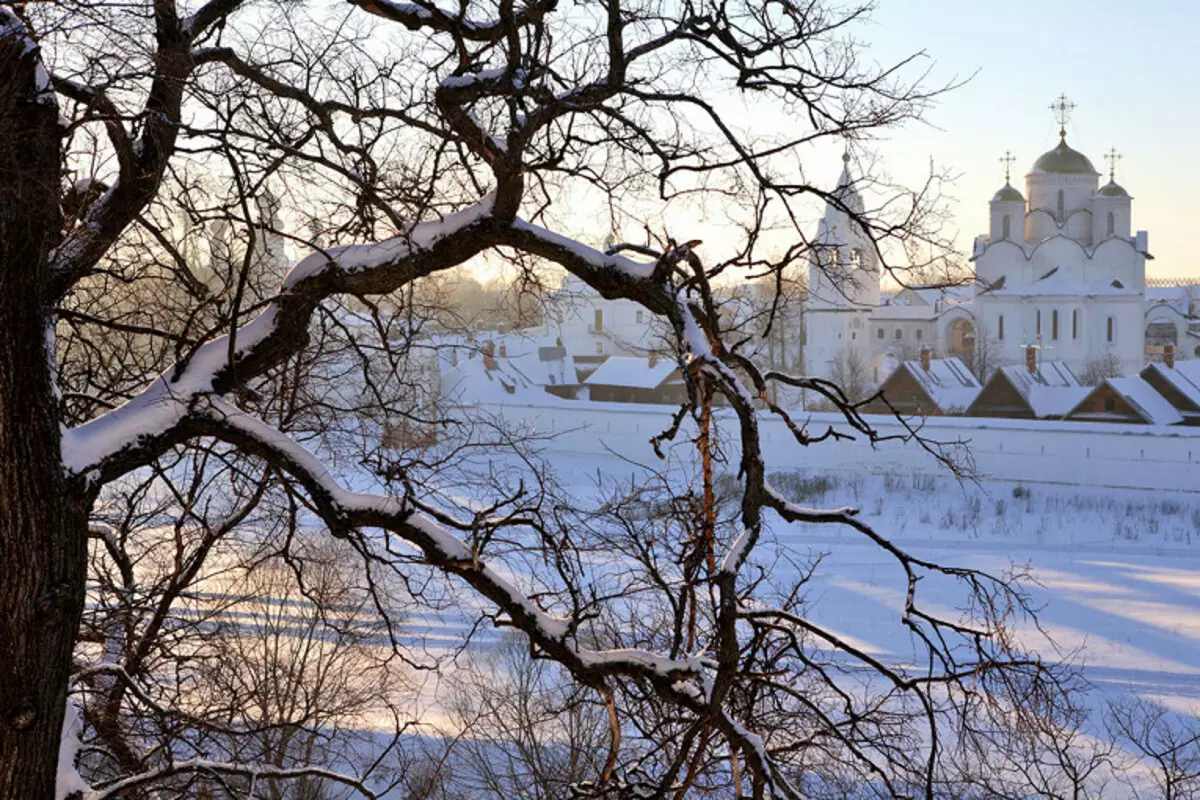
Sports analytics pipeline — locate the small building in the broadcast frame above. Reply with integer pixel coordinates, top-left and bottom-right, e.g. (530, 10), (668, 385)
(967, 349), (1088, 419)
(1139, 345), (1200, 425)
(1064, 376), (1183, 425)
(864, 351), (981, 416)
(583, 356), (686, 404)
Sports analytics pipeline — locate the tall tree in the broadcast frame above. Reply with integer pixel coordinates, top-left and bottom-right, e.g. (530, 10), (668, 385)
(1, 1), (1064, 797)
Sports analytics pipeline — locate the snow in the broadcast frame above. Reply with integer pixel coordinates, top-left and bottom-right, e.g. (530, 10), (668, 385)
(56, 701), (89, 800)
(901, 357), (981, 412)
(1096, 376), (1185, 425)
(1144, 361), (1200, 410)
(869, 304), (938, 320)
(440, 67), (506, 89)
(282, 193), (496, 289)
(986, 265), (1140, 297)
(509, 219), (657, 280)
(584, 356), (677, 389)
(993, 361), (1088, 418)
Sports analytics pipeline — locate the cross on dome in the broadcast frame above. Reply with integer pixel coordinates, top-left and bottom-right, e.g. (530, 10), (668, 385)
(1104, 147), (1122, 181)
(999, 150), (1016, 183)
(1049, 93), (1076, 139)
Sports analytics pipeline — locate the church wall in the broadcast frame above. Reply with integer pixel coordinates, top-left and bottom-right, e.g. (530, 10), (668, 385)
(1025, 173), (1099, 240)
(990, 201), (1025, 243)
(1092, 198), (1132, 242)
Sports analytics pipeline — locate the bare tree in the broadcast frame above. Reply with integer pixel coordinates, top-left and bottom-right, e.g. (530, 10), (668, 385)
(1, 1), (1078, 798)
(1080, 352), (1123, 385)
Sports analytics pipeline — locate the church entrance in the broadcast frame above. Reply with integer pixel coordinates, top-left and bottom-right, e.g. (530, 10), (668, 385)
(946, 317), (976, 360)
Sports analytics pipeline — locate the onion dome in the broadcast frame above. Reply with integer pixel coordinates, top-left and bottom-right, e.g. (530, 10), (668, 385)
(1031, 136), (1099, 175)
(1096, 181), (1130, 198)
(992, 182), (1025, 203)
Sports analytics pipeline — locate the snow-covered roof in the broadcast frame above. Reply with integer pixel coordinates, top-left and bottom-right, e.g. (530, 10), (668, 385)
(1071, 377), (1184, 426)
(871, 304), (939, 321)
(993, 361), (1086, 418)
(584, 356), (678, 389)
(986, 267), (1139, 297)
(900, 357), (981, 412)
(439, 332), (577, 403)
(1145, 284), (1200, 317)
(892, 284), (976, 308)
(1143, 361), (1200, 410)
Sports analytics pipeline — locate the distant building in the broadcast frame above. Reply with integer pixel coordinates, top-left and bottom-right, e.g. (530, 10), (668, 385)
(1139, 346), (1200, 425)
(546, 274), (663, 360)
(583, 356), (686, 404)
(864, 351), (981, 416)
(804, 97), (1199, 390)
(967, 351), (1087, 419)
(1064, 376), (1183, 425)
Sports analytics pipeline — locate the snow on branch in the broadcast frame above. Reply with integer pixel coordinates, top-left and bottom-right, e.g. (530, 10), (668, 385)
(83, 759), (378, 800)
(194, 398), (708, 684)
(62, 194), (499, 478)
(281, 192), (496, 289)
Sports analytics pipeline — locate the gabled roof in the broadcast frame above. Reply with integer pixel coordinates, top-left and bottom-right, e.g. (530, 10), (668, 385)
(584, 357), (678, 389)
(899, 357), (981, 412)
(990, 361), (1088, 418)
(1141, 361), (1200, 411)
(1068, 377), (1184, 426)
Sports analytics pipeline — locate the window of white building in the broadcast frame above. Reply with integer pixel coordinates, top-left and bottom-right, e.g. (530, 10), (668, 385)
(876, 328), (884, 339)
(1107, 211), (1115, 238)
(1107, 316), (1115, 343)
(1002, 215), (1011, 240)
(998, 315), (1004, 340)
(1052, 309), (1059, 340)
(1072, 309), (1078, 339)
(1036, 310), (1042, 337)
(894, 329), (902, 340)
(916, 329), (923, 341)
(1057, 189), (1065, 219)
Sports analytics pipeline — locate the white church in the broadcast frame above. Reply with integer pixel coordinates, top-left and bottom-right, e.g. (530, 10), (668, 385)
(805, 98), (1199, 387)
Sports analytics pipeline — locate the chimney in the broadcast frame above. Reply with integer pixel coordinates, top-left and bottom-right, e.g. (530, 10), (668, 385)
(919, 346), (931, 373)
(1025, 345), (1037, 374)
(1165, 343), (1176, 369)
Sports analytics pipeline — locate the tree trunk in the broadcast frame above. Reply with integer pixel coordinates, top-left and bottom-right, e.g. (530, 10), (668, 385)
(0, 23), (88, 799)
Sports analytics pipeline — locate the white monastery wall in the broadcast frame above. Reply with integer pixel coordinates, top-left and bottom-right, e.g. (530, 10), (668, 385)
(478, 399), (1200, 493)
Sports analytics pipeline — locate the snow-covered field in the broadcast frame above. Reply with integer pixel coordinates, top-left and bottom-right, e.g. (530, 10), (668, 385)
(539, 455), (1200, 714)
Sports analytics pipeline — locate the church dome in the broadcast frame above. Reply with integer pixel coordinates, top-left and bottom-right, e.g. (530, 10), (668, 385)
(1096, 181), (1130, 198)
(1031, 137), (1099, 175)
(992, 182), (1024, 203)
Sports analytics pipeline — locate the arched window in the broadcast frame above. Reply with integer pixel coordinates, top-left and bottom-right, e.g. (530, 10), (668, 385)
(1107, 211), (1115, 237)
(1072, 309), (1078, 339)
(1002, 215), (1011, 240)
(1057, 189), (1065, 219)
(1052, 309), (1059, 340)
(998, 315), (1005, 340)
(1107, 316), (1115, 343)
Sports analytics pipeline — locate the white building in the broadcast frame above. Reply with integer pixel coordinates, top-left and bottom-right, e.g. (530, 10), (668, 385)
(971, 131), (1150, 379)
(805, 107), (1199, 389)
(545, 274), (664, 362)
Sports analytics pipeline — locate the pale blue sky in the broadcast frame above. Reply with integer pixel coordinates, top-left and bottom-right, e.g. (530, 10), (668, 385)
(858, 0), (1199, 278)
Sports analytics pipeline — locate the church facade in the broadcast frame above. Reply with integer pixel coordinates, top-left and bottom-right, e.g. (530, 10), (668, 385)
(805, 106), (1195, 390)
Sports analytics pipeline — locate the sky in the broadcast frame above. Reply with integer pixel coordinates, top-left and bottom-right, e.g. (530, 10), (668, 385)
(857, 0), (1200, 280)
